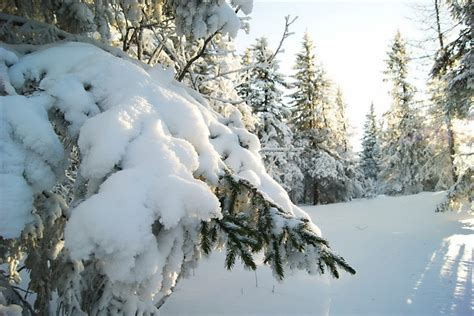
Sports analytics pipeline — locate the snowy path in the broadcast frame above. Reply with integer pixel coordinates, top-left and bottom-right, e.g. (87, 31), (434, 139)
(161, 192), (473, 315)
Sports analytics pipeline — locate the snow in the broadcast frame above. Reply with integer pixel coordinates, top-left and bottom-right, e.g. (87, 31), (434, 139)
(161, 192), (473, 315)
(0, 95), (64, 238)
(232, 0), (254, 15)
(172, 0), (247, 39)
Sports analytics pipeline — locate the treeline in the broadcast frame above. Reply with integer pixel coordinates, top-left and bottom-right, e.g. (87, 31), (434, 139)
(234, 2), (472, 205)
(237, 33), (363, 204)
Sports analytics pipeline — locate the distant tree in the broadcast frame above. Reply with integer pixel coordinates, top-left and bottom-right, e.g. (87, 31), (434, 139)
(334, 88), (350, 154)
(378, 31), (431, 195)
(289, 33), (362, 204)
(360, 103), (380, 183)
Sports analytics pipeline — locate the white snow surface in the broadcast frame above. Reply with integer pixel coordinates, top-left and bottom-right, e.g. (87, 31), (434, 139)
(1, 42), (309, 304)
(162, 192), (474, 315)
(0, 95), (64, 238)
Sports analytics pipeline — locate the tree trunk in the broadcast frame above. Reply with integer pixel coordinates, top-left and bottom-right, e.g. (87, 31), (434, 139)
(445, 115), (458, 182)
(434, 0), (444, 49)
(313, 181), (320, 205)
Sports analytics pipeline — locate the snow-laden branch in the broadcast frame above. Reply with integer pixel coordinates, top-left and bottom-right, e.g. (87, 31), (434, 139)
(0, 42), (354, 314)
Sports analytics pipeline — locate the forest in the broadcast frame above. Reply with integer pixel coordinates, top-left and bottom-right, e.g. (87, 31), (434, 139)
(0, 0), (472, 315)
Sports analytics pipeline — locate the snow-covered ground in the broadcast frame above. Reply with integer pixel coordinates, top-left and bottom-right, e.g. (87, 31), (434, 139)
(161, 192), (473, 315)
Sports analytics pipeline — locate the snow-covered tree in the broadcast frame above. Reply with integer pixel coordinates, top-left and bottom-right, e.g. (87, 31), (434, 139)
(235, 48), (253, 102)
(431, 0), (473, 118)
(333, 88), (350, 155)
(360, 103), (380, 183)
(0, 0), (253, 42)
(378, 31), (431, 195)
(0, 2), (356, 315)
(290, 32), (331, 134)
(423, 78), (458, 190)
(422, 0), (473, 211)
(289, 33), (361, 204)
(246, 37), (288, 112)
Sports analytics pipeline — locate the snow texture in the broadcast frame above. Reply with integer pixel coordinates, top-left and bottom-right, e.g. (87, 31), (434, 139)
(0, 95), (64, 238)
(171, 0), (246, 39)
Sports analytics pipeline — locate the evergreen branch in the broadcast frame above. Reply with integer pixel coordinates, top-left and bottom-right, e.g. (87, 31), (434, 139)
(213, 170), (356, 279)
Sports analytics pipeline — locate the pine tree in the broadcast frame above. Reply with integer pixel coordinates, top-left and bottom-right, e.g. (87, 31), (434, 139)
(378, 31), (431, 195)
(360, 103), (380, 182)
(290, 32), (332, 134)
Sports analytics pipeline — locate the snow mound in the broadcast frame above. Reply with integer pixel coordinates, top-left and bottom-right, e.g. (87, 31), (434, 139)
(1, 42), (318, 309)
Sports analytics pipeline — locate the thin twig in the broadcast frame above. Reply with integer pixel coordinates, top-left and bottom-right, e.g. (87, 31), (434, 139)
(176, 26), (224, 82)
(269, 15), (298, 63)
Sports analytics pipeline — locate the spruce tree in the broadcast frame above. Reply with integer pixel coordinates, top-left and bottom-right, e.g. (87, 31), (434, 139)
(334, 88), (350, 155)
(245, 37), (288, 122)
(360, 103), (380, 182)
(378, 31), (431, 195)
(236, 48), (253, 103)
(290, 32), (333, 135)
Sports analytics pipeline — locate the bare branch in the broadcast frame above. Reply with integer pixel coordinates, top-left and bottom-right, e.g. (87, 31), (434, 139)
(269, 15), (298, 63)
(198, 64), (260, 83)
(176, 27), (223, 82)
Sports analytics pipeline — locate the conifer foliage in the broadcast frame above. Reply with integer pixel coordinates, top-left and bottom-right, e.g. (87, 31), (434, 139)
(427, 0), (473, 211)
(289, 33), (363, 204)
(360, 103), (380, 183)
(237, 37), (303, 196)
(378, 31), (430, 195)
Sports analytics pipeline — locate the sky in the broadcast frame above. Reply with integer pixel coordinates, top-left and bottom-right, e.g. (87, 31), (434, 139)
(234, 0), (432, 152)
